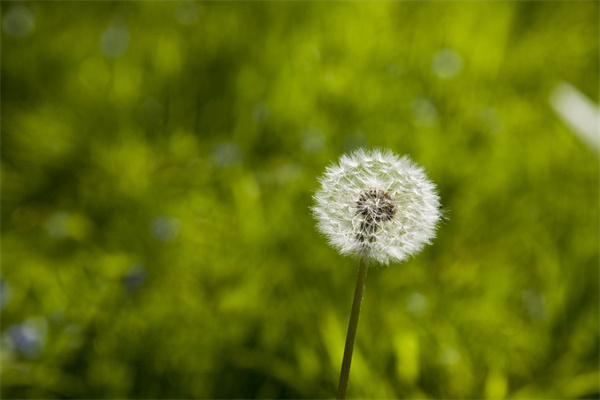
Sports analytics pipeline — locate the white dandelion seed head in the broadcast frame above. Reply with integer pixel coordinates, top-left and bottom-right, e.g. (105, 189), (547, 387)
(312, 148), (441, 265)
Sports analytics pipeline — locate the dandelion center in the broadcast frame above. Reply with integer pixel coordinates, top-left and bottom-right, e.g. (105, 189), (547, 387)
(356, 189), (396, 244)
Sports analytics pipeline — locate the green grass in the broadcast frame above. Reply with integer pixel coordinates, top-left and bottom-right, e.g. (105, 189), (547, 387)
(1, 1), (598, 398)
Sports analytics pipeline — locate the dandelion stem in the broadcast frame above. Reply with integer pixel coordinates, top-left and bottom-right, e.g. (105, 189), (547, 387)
(337, 255), (369, 400)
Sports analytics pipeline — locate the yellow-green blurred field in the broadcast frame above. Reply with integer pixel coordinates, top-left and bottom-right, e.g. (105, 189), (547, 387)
(1, 1), (598, 399)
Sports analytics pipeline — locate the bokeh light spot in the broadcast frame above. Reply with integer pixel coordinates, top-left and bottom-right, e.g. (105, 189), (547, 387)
(252, 102), (270, 123)
(440, 347), (460, 365)
(301, 127), (326, 154)
(212, 142), (243, 168)
(151, 216), (180, 242)
(175, 2), (199, 25)
(100, 25), (130, 58)
(411, 98), (439, 127)
(406, 292), (428, 316)
(45, 212), (70, 239)
(2, 5), (35, 38)
(0, 278), (11, 310)
(432, 49), (463, 79)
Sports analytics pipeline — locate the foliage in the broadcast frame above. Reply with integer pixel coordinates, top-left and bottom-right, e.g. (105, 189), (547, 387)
(1, 1), (598, 398)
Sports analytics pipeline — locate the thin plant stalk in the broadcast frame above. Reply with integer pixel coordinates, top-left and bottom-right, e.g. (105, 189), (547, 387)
(336, 255), (369, 400)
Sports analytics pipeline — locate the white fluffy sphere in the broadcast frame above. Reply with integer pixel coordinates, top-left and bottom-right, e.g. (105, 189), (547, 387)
(312, 148), (441, 265)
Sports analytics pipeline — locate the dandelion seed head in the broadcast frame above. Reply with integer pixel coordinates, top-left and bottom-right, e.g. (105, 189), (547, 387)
(312, 148), (441, 265)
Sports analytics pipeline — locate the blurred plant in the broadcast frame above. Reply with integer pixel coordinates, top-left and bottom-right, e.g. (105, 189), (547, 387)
(1, 2), (597, 398)
(550, 82), (600, 157)
(312, 149), (441, 399)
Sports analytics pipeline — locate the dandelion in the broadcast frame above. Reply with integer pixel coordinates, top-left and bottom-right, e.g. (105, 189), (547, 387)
(313, 148), (440, 264)
(312, 148), (441, 399)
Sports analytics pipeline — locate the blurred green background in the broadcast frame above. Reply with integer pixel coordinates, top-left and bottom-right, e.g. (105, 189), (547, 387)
(1, 1), (598, 399)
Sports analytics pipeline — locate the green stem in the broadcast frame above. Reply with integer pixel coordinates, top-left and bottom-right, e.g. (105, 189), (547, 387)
(336, 255), (369, 400)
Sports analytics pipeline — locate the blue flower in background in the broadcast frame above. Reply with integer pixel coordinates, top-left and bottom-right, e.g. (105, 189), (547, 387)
(123, 264), (147, 293)
(6, 319), (46, 359)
